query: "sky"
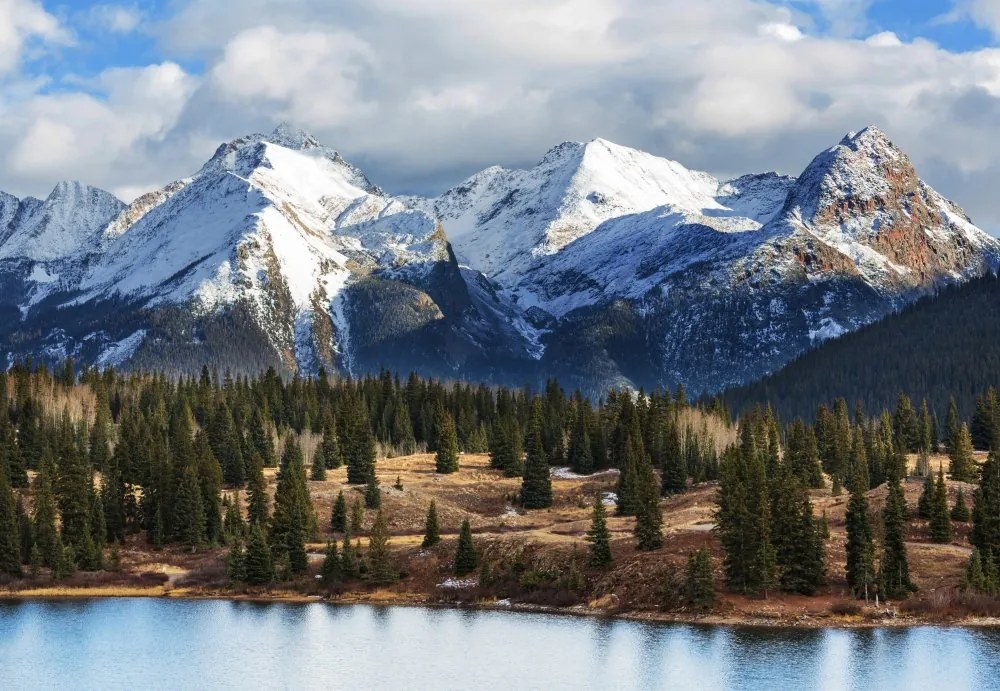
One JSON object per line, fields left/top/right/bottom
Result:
{"left": 4, "top": 0, "right": 1000, "bottom": 229}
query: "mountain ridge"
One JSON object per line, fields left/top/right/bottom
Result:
{"left": 0, "top": 124, "right": 994, "bottom": 395}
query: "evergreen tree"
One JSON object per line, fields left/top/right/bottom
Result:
{"left": 952, "top": 488, "right": 971, "bottom": 522}
{"left": 634, "top": 454, "right": 663, "bottom": 551}
{"left": 243, "top": 524, "right": 274, "bottom": 585}
{"left": 319, "top": 416, "right": 343, "bottom": 470}
{"left": 269, "top": 438, "right": 313, "bottom": 574}
{"left": 772, "top": 472, "right": 825, "bottom": 595}
{"left": 454, "top": 518, "right": 478, "bottom": 576}
{"left": 310, "top": 452, "right": 327, "bottom": 481}
{"left": 173, "top": 465, "right": 206, "bottom": 548}
{"left": 226, "top": 539, "right": 246, "bottom": 581}
{"left": 330, "top": 491, "right": 347, "bottom": 533}
{"left": 585, "top": 498, "right": 612, "bottom": 567}
{"left": 659, "top": 423, "right": 686, "bottom": 496}
{"left": 351, "top": 498, "right": 364, "bottom": 532}
{"left": 845, "top": 468, "right": 876, "bottom": 600}
{"left": 945, "top": 396, "right": 960, "bottom": 453}
{"left": 972, "top": 449, "right": 1000, "bottom": 558}
{"left": 366, "top": 509, "right": 395, "bottom": 585}
{"left": 422, "top": 500, "right": 441, "bottom": 548}
{"left": 211, "top": 405, "right": 245, "bottom": 487}
{"left": 364, "top": 466, "right": 381, "bottom": 509}
{"left": 917, "top": 474, "right": 934, "bottom": 519}
{"left": 434, "top": 408, "right": 460, "bottom": 474}
{"left": 342, "top": 396, "right": 376, "bottom": 485}
{"left": 520, "top": 402, "right": 552, "bottom": 509}
{"left": 567, "top": 403, "right": 594, "bottom": 475}
{"left": 246, "top": 454, "right": 269, "bottom": 526}
{"left": 964, "top": 547, "right": 988, "bottom": 593}
{"left": 929, "top": 469, "right": 952, "bottom": 543}
{"left": 950, "top": 423, "right": 976, "bottom": 482}
{"left": 320, "top": 541, "right": 341, "bottom": 586}
{"left": 31, "top": 460, "right": 61, "bottom": 568}
{"left": 685, "top": 548, "right": 714, "bottom": 609}
{"left": 0, "top": 467, "right": 22, "bottom": 576}
{"left": 880, "top": 477, "right": 915, "bottom": 599}
{"left": 340, "top": 524, "right": 358, "bottom": 579}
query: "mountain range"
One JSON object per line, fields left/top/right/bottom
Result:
{"left": 0, "top": 124, "right": 996, "bottom": 394}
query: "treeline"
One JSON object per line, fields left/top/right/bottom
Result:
{"left": 0, "top": 359, "right": 726, "bottom": 583}
{"left": 724, "top": 273, "right": 1000, "bottom": 421}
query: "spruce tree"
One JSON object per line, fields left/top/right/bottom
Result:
{"left": 634, "top": 455, "right": 663, "bottom": 551}
{"left": 659, "top": 423, "right": 686, "bottom": 496}
{"left": 945, "top": 396, "right": 960, "bottom": 453}
{"left": 964, "top": 547, "right": 988, "bottom": 593}
{"left": 226, "top": 539, "right": 246, "bottom": 582}
{"left": 972, "top": 449, "right": 1000, "bottom": 558}
{"left": 585, "top": 497, "right": 612, "bottom": 567}
{"left": 244, "top": 524, "right": 274, "bottom": 585}
{"left": 320, "top": 541, "right": 341, "bottom": 586}
{"left": 685, "top": 548, "right": 714, "bottom": 609}
{"left": 917, "top": 474, "right": 934, "bottom": 519}
{"left": 31, "top": 460, "right": 61, "bottom": 568}
{"left": 173, "top": 465, "right": 206, "bottom": 548}
{"left": 567, "top": 403, "right": 594, "bottom": 475}
{"left": 422, "top": 500, "right": 441, "bottom": 548}
{"left": 952, "top": 488, "right": 971, "bottom": 522}
{"left": 310, "top": 453, "right": 327, "bottom": 481}
{"left": 454, "top": 518, "right": 478, "bottom": 576}
{"left": 330, "top": 490, "right": 347, "bottom": 533}
{"left": 845, "top": 468, "right": 876, "bottom": 600}
{"left": 340, "top": 524, "right": 358, "bottom": 579}
{"left": 950, "top": 423, "right": 976, "bottom": 482}
{"left": 772, "top": 472, "right": 824, "bottom": 595}
{"left": 246, "top": 453, "right": 269, "bottom": 526}
{"left": 880, "top": 477, "right": 915, "bottom": 599}
{"left": 270, "top": 438, "right": 313, "bottom": 574}
{"left": 342, "top": 396, "right": 376, "bottom": 485}
{"left": 366, "top": 509, "right": 395, "bottom": 585}
{"left": 351, "top": 498, "right": 364, "bottom": 532}
{"left": 319, "top": 416, "right": 343, "bottom": 469}
{"left": 929, "top": 469, "right": 952, "bottom": 544}
{"left": 364, "top": 466, "right": 381, "bottom": 509}
{"left": 434, "top": 408, "right": 460, "bottom": 474}
{"left": 520, "top": 402, "right": 552, "bottom": 509}
{"left": 0, "top": 467, "right": 22, "bottom": 576}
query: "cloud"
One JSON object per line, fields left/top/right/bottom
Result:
{"left": 954, "top": 0, "right": 1000, "bottom": 36}
{"left": 0, "top": 0, "right": 69, "bottom": 76}
{"left": 83, "top": 4, "right": 144, "bottom": 34}
{"left": 3, "top": 0, "right": 1000, "bottom": 235}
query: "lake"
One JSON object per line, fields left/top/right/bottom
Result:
{"left": 1, "top": 598, "right": 999, "bottom": 690}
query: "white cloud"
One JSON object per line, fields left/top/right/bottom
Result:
{"left": 956, "top": 0, "right": 1000, "bottom": 36}
{"left": 3, "top": 0, "right": 1000, "bottom": 233}
{"left": 84, "top": 4, "right": 144, "bottom": 34}
{"left": 0, "top": 0, "right": 69, "bottom": 76}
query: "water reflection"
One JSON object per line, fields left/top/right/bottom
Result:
{"left": 2, "top": 599, "right": 1000, "bottom": 690}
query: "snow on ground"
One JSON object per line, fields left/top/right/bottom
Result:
{"left": 96, "top": 330, "right": 146, "bottom": 367}
{"left": 550, "top": 466, "right": 620, "bottom": 480}
{"left": 437, "top": 577, "right": 478, "bottom": 590}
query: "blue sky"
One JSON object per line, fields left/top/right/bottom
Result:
{"left": 4, "top": 0, "right": 1000, "bottom": 230}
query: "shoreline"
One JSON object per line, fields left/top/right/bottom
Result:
{"left": 5, "top": 585, "right": 1000, "bottom": 630}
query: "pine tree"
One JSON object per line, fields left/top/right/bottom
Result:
{"left": 319, "top": 416, "right": 343, "bottom": 469}
{"left": 434, "top": 408, "right": 460, "bottom": 474}
{"left": 422, "top": 500, "right": 441, "bottom": 548}
{"left": 351, "top": 497, "right": 364, "bottom": 532}
{"left": 243, "top": 524, "right": 274, "bottom": 585}
{"left": 634, "top": 454, "right": 663, "bottom": 551}
{"left": 772, "top": 472, "right": 825, "bottom": 595}
{"left": 364, "top": 466, "right": 381, "bottom": 509}
{"left": 330, "top": 491, "right": 347, "bottom": 533}
{"left": 211, "top": 405, "right": 245, "bottom": 487}
{"left": 310, "top": 453, "right": 327, "bottom": 481}
{"left": 685, "top": 548, "right": 714, "bottom": 609}
{"left": 31, "top": 460, "right": 61, "bottom": 568}
{"left": 964, "top": 547, "right": 988, "bottom": 593}
{"left": 918, "top": 474, "right": 934, "bottom": 519}
{"left": 520, "top": 402, "right": 552, "bottom": 509}
{"left": 343, "top": 396, "right": 376, "bottom": 485}
{"left": 659, "top": 423, "right": 686, "bottom": 496}
{"left": 244, "top": 454, "right": 268, "bottom": 527}
{"left": 952, "top": 488, "right": 971, "bottom": 522}
{"left": 880, "top": 477, "right": 915, "bottom": 599}
{"left": 454, "top": 518, "right": 478, "bottom": 576}
{"left": 366, "top": 509, "right": 395, "bottom": 585}
{"left": 320, "top": 541, "right": 341, "bottom": 586}
{"left": 567, "top": 403, "right": 594, "bottom": 475}
{"left": 340, "top": 524, "right": 358, "bottom": 579}
{"left": 972, "top": 449, "right": 1000, "bottom": 559}
{"left": 269, "top": 438, "right": 313, "bottom": 575}
{"left": 585, "top": 498, "right": 612, "bottom": 567}
{"left": 929, "top": 469, "right": 952, "bottom": 543}
{"left": 845, "top": 468, "right": 876, "bottom": 600}
{"left": 173, "top": 465, "right": 206, "bottom": 548}
{"left": 945, "top": 396, "right": 960, "bottom": 453}
{"left": 226, "top": 539, "right": 246, "bottom": 582}
{"left": 0, "top": 467, "right": 22, "bottom": 576}
{"left": 950, "top": 422, "right": 976, "bottom": 482}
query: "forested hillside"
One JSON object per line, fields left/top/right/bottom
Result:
{"left": 725, "top": 273, "right": 1000, "bottom": 421}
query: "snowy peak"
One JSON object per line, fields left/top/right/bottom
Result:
{"left": 424, "top": 136, "right": 725, "bottom": 279}
{"left": 0, "top": 181, "right": 124, "bottom": 262}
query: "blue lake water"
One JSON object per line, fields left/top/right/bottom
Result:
{"left": 1, "top": 598, "right": 999, "bottom": 690}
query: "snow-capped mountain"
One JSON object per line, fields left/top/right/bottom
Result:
{"left": 0, "top": 125, "right": 995, "bottom": 394}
